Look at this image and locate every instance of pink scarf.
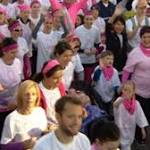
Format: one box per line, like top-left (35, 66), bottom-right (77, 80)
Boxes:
top-left (102, 66), bottom-right (114, 81)
top-left (140, 43), bottom-right (150, 57)
top-left (123, 97), bottom-right (137, 115)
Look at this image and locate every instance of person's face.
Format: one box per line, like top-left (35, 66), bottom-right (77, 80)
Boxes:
top-left (57, 103), bottom-right (83, 136)
top-left (122, 84), bottom-right (135, 99)
top-left (31, 3), bottom-right (41, 15)
top-left (113, 21), bottom-right (125, 34)
top-left (136, 2), bottom-right (147, 15)
top-left (3, 48), bottom-right (18, 63)
top-left (97, 140), bottom-right (120, 150)
top-left (76, 15), bottom-right (82, 27)
top-left (44, 18), bottom-right (53, 30)
top-left (64, 0), bottom-right (76, 3)
top-left (141, 32), bottom-right (150, 48)
top-left (20, 10), bottom-right (30, 19)
top-left (11, 26), bottom-right (22, 38)
top-left (57, 50), bottom-right (73, 67)
top-left (84, 15), bottom-right (94, 28)
top-left (70, 40), bottom-right (80, 54)
top-left (22, 86), bottom-right (38, 108)
top-left (0, 12), bottom-right (5, 23)
top-left (45, 70), bottom-right (63, 88)
top-left (92, 9), bottom-right (99, 18)
top-left (101, 55), bottom-right (114, 67)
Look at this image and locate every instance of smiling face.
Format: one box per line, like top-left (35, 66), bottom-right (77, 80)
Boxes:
top-left (57, 103), bottom-right (83, 136)
top-left (141, 32), bottom-right (150, 48)
top-left (113, 21), bottom-right (125, 34)
top-left (56, 50), bottom-right (73, 67)
top-left (44, 69), bottom-right (63, 89)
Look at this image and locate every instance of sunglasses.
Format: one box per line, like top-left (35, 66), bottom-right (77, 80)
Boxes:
top-left (74, 45), bottom-right (80, 49)
top-left (14, 29), bottom-right (22, 32)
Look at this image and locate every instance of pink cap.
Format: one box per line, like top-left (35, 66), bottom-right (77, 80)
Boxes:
top-left (42, 59), bottom-right (60, 75)
top-left (2, 43), bottom-right (18, 52)
top-left (18, 4), bottom-right (31, 12)
top-left (30, 0), bottom-right (41, 7)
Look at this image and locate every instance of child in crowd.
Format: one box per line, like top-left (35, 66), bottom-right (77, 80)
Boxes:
top-left (113, 80), bottom-right (148, 150)
top-left (91, 120), bottom-right (120, 150)
top-left (92, 51), bottom-right (120, 116)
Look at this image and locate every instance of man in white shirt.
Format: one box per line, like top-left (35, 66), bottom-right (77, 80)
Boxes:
top-left (33, 96), bottom-right (91, 150)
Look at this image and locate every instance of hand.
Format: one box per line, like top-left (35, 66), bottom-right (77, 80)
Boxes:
top-left (90, 48), bottom-right (97, 54)
top-left (113, 4), bottom-right (123, 16)
top-left (47, 124), bottom-right (58, 132)
top-left (23, 137), bottom-right (37, 150)
top-left (84, 49), bottom-right (92, 55)
top-left (141, 128), bottom-right (147, 140)
top-left (0, 84), bottom-right (5, 92)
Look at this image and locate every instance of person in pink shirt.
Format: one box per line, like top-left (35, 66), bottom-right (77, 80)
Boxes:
top-left (122, 26), bottom-right (150, 124)
top-left (91, 120), bottom-right (120, 150)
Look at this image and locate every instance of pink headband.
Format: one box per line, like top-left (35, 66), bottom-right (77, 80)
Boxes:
top-left (30, 0), bottom-right (41, 7)
top-left (42, 59), bottom-right (60, 75)
top-left (18, 4), bottom-right (31, 12)
top-left (9, 21), bottom-right (21, 32)
top-left (2, 44), bottom-right (18, 52)
top-left (84, 11), bottom-right (92, 16)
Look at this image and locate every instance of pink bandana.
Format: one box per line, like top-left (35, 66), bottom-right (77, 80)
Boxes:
top-left (102, 66), bottom-right (114, 81)
top-left (123, 97), bottom-right (137, 115)
top-left (140, 43), bottom-right (150, 57)
top-left (8, 21), bottom-right (21, 32)
top-left (42, 59), bottom-right (60, 75)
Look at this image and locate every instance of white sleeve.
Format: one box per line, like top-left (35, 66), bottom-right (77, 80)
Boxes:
top-left (1, 116), bottom-right (14, 144)
top-left (74, 54), bottom-right (84, 73)
top-left (112, 70), bottom-right (121, 88)
top-left (136, 101), bottom-right (148, 128)
top-left (126, 19), bottom-right (133, 32)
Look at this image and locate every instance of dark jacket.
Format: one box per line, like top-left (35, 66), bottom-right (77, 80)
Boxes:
top-left (106, 22), bottom-right (128, 72)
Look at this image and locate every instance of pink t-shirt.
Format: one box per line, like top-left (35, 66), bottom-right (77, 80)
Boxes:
top-left (124, 46), bottom-right (150, 98)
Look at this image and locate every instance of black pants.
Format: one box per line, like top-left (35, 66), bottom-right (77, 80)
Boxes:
top-left (135, 95), bottom-right (150, 142)
top-left (0, 111), bottom-right (12, 139)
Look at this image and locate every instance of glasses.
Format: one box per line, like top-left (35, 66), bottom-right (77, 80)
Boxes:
top-left (14, 29), bottom-right (22, 32)
top-left (74, 45), bottom-right (80, 49)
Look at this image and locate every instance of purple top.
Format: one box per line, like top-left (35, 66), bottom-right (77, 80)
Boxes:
top-left (0, 143), bottom-right (24, 150)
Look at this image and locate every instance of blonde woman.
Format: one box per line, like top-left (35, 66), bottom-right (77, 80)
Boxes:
top-left (1, 80), bottom-right (47, 146)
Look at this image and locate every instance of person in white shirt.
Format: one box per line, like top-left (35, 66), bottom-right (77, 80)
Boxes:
top-left (36, 13), bottom-right (62, 73)
top-left (0, 37), bottom-right (22, 138)
top-left (126, 0), bottom-right (150, 49)
top-left (1, 80), bottom-right (47, 145)
top-left (53, 40), bottom-right (74, 90)
top-left (75, 11), bottom-right (100, 83)
top-left (0, 0), bottom-right (16, 19)
top-left (33, 96), bottom-right (91, 150)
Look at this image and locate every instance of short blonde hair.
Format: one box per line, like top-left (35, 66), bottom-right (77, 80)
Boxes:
top-left (122, 80), bottom-right (136, 92)
top-left (16, 80), bottom-right (41, 110)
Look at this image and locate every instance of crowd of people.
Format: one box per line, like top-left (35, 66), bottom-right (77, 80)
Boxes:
top-left (0, 0), bottom-right (150, 149)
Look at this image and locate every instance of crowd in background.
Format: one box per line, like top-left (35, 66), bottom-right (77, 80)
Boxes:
top-left (0, 0), bottom-right (150, 149)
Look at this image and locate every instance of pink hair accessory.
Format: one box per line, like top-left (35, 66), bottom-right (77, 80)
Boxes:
top-left (2, 44), bottom-right (18, 52)
top-left (8, 21), bottom-right (21, 32)
top-left (42, 59), bottom-right (60, 75)
top-left (18, 4), bottom-right (31, 12)
top-left (30, 0), bottom-right (41, 7)
top-left (84, 11), bottom-right (92, 16)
